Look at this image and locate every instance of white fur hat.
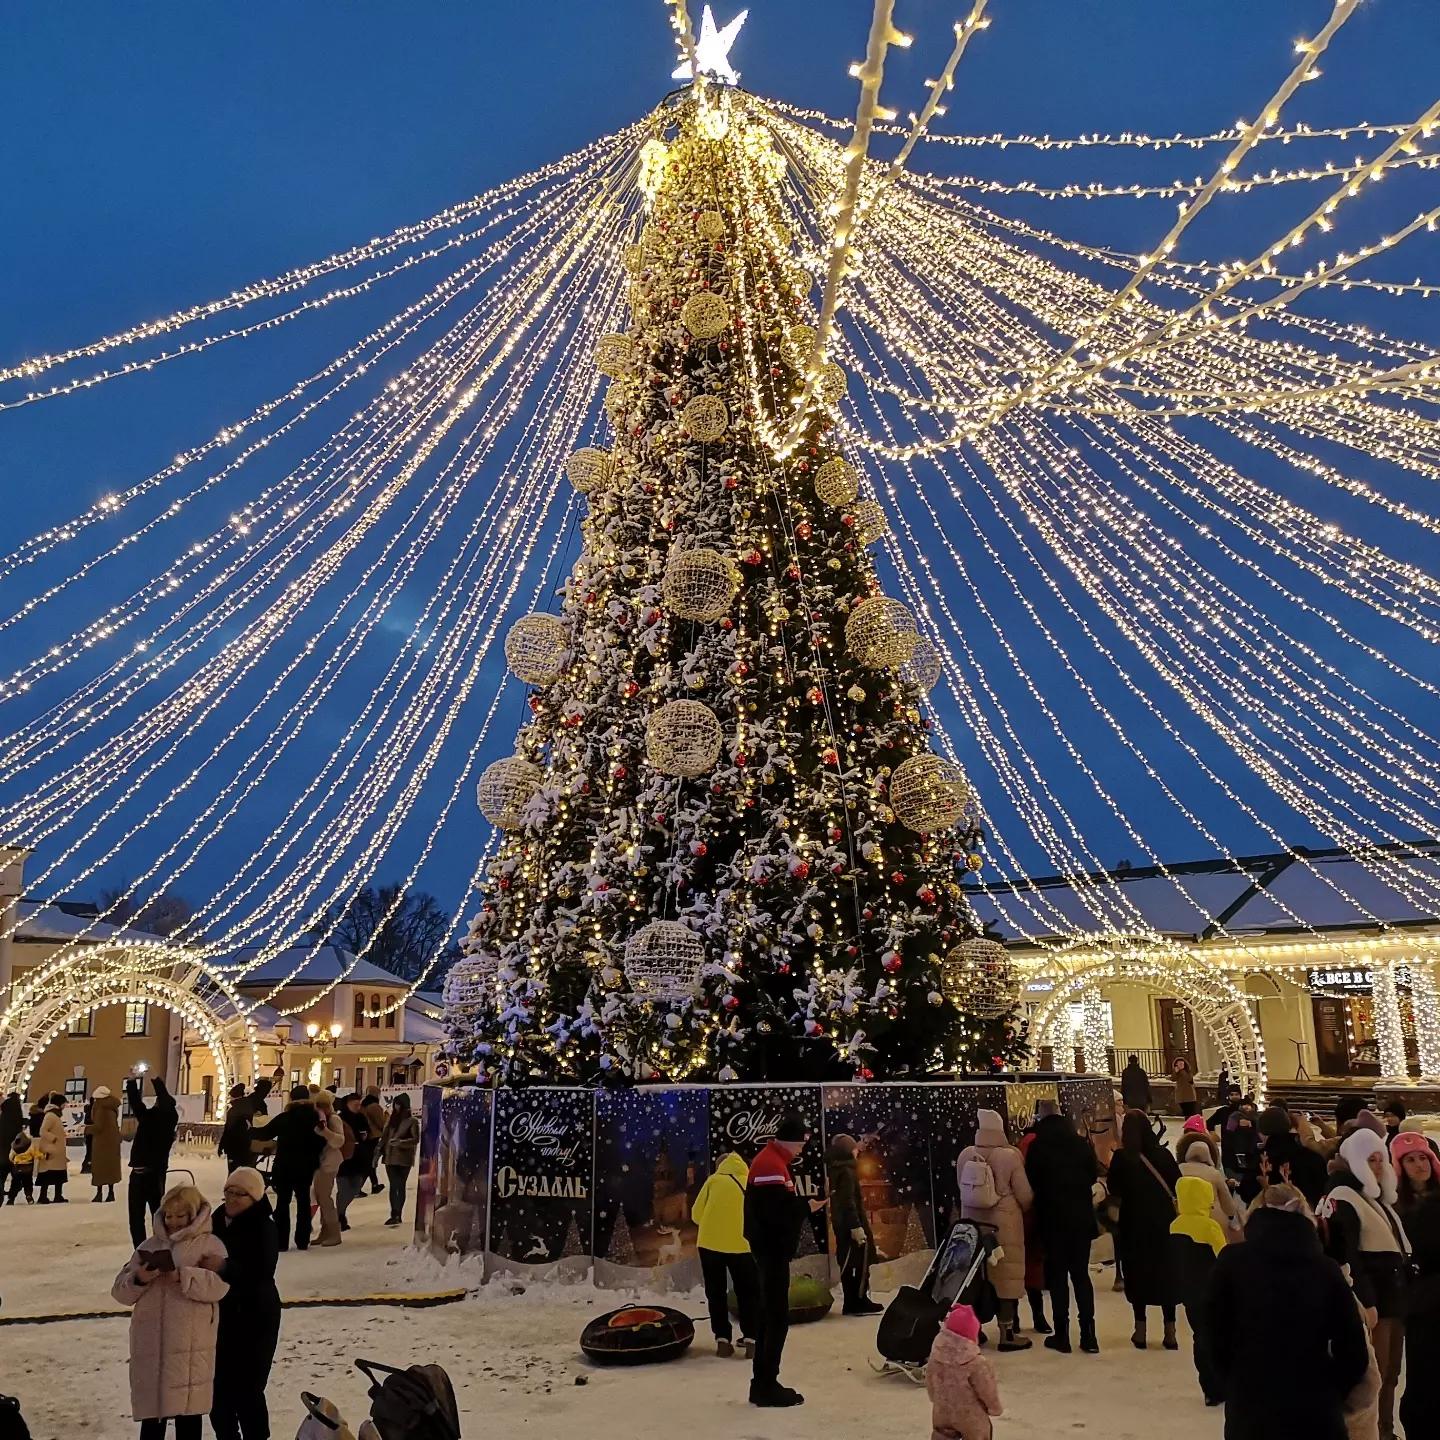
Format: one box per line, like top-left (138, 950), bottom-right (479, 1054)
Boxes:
top-left (1339, 1126), bottom-right (1398, 1204)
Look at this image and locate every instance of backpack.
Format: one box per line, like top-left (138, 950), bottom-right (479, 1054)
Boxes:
top-left (959, 1152), bottom-right (1000, 1211)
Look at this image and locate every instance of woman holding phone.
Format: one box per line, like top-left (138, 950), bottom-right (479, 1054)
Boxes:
top-left (112, 1184), bottom-right (229, 1439)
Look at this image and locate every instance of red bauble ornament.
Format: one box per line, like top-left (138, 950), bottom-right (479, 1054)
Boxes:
top-left (735, 752), bottom-right (748, 767)
top-left (789, 858), bottom-right (810, 879)
top-left (653, 812), bottom-right (667, 826)
top-left (796, 521), bottom-right (813, 540)
top-left (831, 862), bottom-right (844, 875)
top-left (917, 885), bottom-right (936, 904)
top-left (690, 840), bottom-right (708, 857)
top-left (723, 995), bottom-right (740, 1011)
top-left (829, 826), bottom-right (844, 841)
top-left (891, 870), bottom-right (906, 885)
top-left (724, 475), bottom-right (738, 489)
top-left (498, 877), bottom-right (512, 891)
top-left (882, 951), bottom-right (902, 973)
top-left (622, 680), bottom-right (639, 698)
top-left (613, 764), bottom-right (628, 781)
top-left (742, 548), bottom-right (763, 566)
top-left (721, 617), bottom-right (734, 630)
top-left (822, 748), bottom-right (839, 767)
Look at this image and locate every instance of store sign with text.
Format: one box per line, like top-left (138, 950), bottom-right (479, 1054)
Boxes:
top-left (1306, 964), bottom-right (1411, 996)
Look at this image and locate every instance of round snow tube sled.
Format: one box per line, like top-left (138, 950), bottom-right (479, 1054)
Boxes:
top-left (581, 1305), bottom-right (695, 1365)
top-left (788, 1274), bottom-right (835, 1324)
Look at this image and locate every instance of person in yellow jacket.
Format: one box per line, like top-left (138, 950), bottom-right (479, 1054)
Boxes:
top-left (692, 1151), bottom-right (761, 1357)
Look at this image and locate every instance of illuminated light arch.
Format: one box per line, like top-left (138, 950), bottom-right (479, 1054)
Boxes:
top-left (1025, 935), bottom-right (1267, 1101)
top-left (0, 943), bottom-right (258, 1115)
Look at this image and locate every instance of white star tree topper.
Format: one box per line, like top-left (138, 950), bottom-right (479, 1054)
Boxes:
top-left (673, 6), bottom-right (748, 86)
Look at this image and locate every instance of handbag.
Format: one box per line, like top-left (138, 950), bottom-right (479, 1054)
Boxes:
top-left (1140, 1154), bottom-right (1178, 1216)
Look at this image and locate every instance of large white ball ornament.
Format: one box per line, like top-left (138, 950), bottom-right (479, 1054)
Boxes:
top-left (940, 938), bottom-right (1019, 1020)
top-left (566, 446), bottom-right (613, 494)
top-left (476, 756), bottom-right (543, 829)
top-left (504, 615), bottom-right (569, 686)
top-left (646, 700), bottom-right (723, 777)
top-left (845, 596), bottom-right (919, 669)
top-left (443, 952), bottom-right (500, 1011)
top-left (818, 363), bottom-right (848, 405)
top-left (623, 920), bottom-right (705, 1005)
top-left (663, 548), bottom-right (738, 622)
top-left (889, 753), bottom-right (971, 832)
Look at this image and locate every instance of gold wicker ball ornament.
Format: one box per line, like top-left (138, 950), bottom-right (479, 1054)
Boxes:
top-left (889, 753), bottom-right (971, 832)
top-left (681, 292), bottom-right (731, 340)
top-left (504, 614), bottom-right (569, 686)
top-left (623, 920), bottom-right (705, 1005)
top-left (790, 324), bottom-right (817, 356)
top-left (900, 638), bottom-right (943, 693)
top-left (813, 457), bottom-right (860, 507)
top-left (663, 548), bottom-right (738, 622)
top-left (695, 210), bottom-right (726, 241)
top-left (939, 938), bottom-right (1019, 1020)
top-left (475, 756), bottom-right (543, 829)
top-left (681, 394), bottom-right (729, 443)
top-left (852, 499), bottom-right (889, 546)
top-left (595, 333), bottom-right (636, 379)
top-left (645, 699), bottom-right (723, 777)
top-left (845, 596), bottom-right (919, 669)
top-left (566, 446), bottom-right (613, 494)
top-left (818, 363), bottom-right (848, 405)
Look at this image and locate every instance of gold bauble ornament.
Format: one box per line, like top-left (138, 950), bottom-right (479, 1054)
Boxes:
top-left (889, 753), bottom-right (972, 832)
top-left (695, 210), bottom-right (726, 241)
top-left (566, 446), bottom-right (613, 494)
top-left (852, 498), bottom-right (889, 546)
top-left (939, 938), bottom-right (1019, 1020)
top-left (818, 363), bottom-right (848, 405)
top-left (845, 596), bottom-right (919, 669)
top-left (663, 547), bottom-right (739, 621)
top-left (901, 638), bottom-right (943, 694)
top-left (790, 324), bottom-right (817, 356)
top-left (681, 292), bottom-right (731, 340)
top-left (645, 699), bottom-right (723, 777)
top-left (595, 333), bottom-right (636, 379)
top-left (813, 457), bottom-right (860, 507)
top-left (681, 393), bottom-right (729, 443)
top-left (475, 755), bottom-right (543, 829)
top-left (503, 614), bottom-right (569, 686)
top-left (622, 244), bottom-right (647, 273)
top-left (442, 953), bottom-right (500, 1013)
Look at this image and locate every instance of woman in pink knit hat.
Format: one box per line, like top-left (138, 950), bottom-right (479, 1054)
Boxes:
top-left (1393, 1128), bottom-right (1440, 1437)
top-left (927, 1304), bottom-right (1002, 1440)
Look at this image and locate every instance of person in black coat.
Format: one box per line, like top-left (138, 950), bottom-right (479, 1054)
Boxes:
top-left (1207, 1184), bottom-right (1369, 1440)
top-left (1119, 1057), bottom-right (1152, 1113)
top-left (1394, 1131), bottom-right (1440, 1440)
top-left (210, 1166), bottom-right (282, 1440)
top-left (0, 1092), bottom-right (22, 1196)
top-left (218, 1071), bottom-right (280, 1173)
top-left (124, 1072), bottom-right (178, 1248)
top-left (1107, 1109), bottom-right (1181, 1349)
top-left (1023, 1100), bottom-right (1100, 1354)
top-left (1256, 1107), bottom-right (1327, 1208)
top-left (250, 1086), bottom-right (324, 1251)
top-left (335, 1094), bottom-right (374, 1232)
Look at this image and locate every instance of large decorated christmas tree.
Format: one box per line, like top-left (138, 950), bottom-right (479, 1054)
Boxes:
top-left (445, 86), bottom-right (1023, 1084)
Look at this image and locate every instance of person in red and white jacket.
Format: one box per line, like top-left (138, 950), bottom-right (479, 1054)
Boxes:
top-left (743, 1114), bottom-right (827, 1408)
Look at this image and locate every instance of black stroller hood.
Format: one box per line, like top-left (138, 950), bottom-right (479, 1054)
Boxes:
top-left (355, 1359), bottom-right (462, 1440)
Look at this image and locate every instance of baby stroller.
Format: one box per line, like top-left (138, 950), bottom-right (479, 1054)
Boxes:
top-left (873, 1220), bottom-right (996, 1381)
top-left (297, 1359), bottom-right (461, 1440)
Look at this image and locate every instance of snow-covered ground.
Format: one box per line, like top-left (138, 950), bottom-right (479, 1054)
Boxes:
top-left (1, 1145), bottom-right (1226, 1440)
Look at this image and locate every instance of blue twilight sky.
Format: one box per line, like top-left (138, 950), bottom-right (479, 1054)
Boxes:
top-left (2, 2), bottom-right (1439, 924)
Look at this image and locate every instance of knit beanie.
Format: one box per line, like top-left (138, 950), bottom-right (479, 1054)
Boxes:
top-left (227, 1166), bottom-right (266, 1202)
top-left (776, 1113), bottom-right (809, 1142)
top-left (944, 1303), bottom-right (981, 1342)
top-left (1181, 1114), bottom-right (1208, 1135)
top-left (1392, 1129), bottom-right (1440, 1182)
top-left (1352, 1109), bottom-right (1386, 1138)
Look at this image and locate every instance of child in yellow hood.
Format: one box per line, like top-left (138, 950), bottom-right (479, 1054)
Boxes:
top-left (1169, 1174), bottom-right (1227, 1407)
top-left (692, 1151), bottom-right (760, 1357)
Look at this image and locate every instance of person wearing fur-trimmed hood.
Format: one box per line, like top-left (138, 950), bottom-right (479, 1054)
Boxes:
top-left (1319, 1127), bottom-right (1412, 1439)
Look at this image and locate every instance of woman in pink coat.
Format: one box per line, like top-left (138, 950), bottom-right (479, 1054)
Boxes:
top-left (928, 1304), bottom-right (1003, 1440)
top-left (957, 1108), bottom-right (1034, 1350)
top-left (112, 1185), bottom-right (229, 1439)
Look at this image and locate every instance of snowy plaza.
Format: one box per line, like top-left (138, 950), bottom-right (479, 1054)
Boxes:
top-left (3, 0), bottom-right (1440, 1437)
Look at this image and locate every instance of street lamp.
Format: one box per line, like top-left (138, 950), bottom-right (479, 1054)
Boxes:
top-left (305, 1020), bottom-right (343, 1052)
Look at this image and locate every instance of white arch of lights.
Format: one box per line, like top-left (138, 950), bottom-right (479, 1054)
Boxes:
top-left (1026, 936), bottom-right (1267, 1100)
top-left (0, 942), bottom-right (258, 1115)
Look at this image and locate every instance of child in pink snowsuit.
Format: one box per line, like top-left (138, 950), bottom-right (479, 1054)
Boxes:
top-left (927, 1303), bottom-right (1003, 1440)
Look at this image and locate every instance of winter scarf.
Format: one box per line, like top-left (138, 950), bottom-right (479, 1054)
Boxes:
top-left (1170, 1175), bottom-right (1227, 1256)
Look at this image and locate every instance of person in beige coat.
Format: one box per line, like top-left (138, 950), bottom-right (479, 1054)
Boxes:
top-left (89, 1086), bottom-right (123, 1201)
top-left (957, 1108), bottom-right (1034, 1350)
top-left (112, 1185), bottom-right (229, 1439)
top-left (311, 1088), bottom-right (346, 1247)
top-left (34, 1093), bottom-right (70, 1203)
top-left (1177, 1131), bottom-right (1241, 1239)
